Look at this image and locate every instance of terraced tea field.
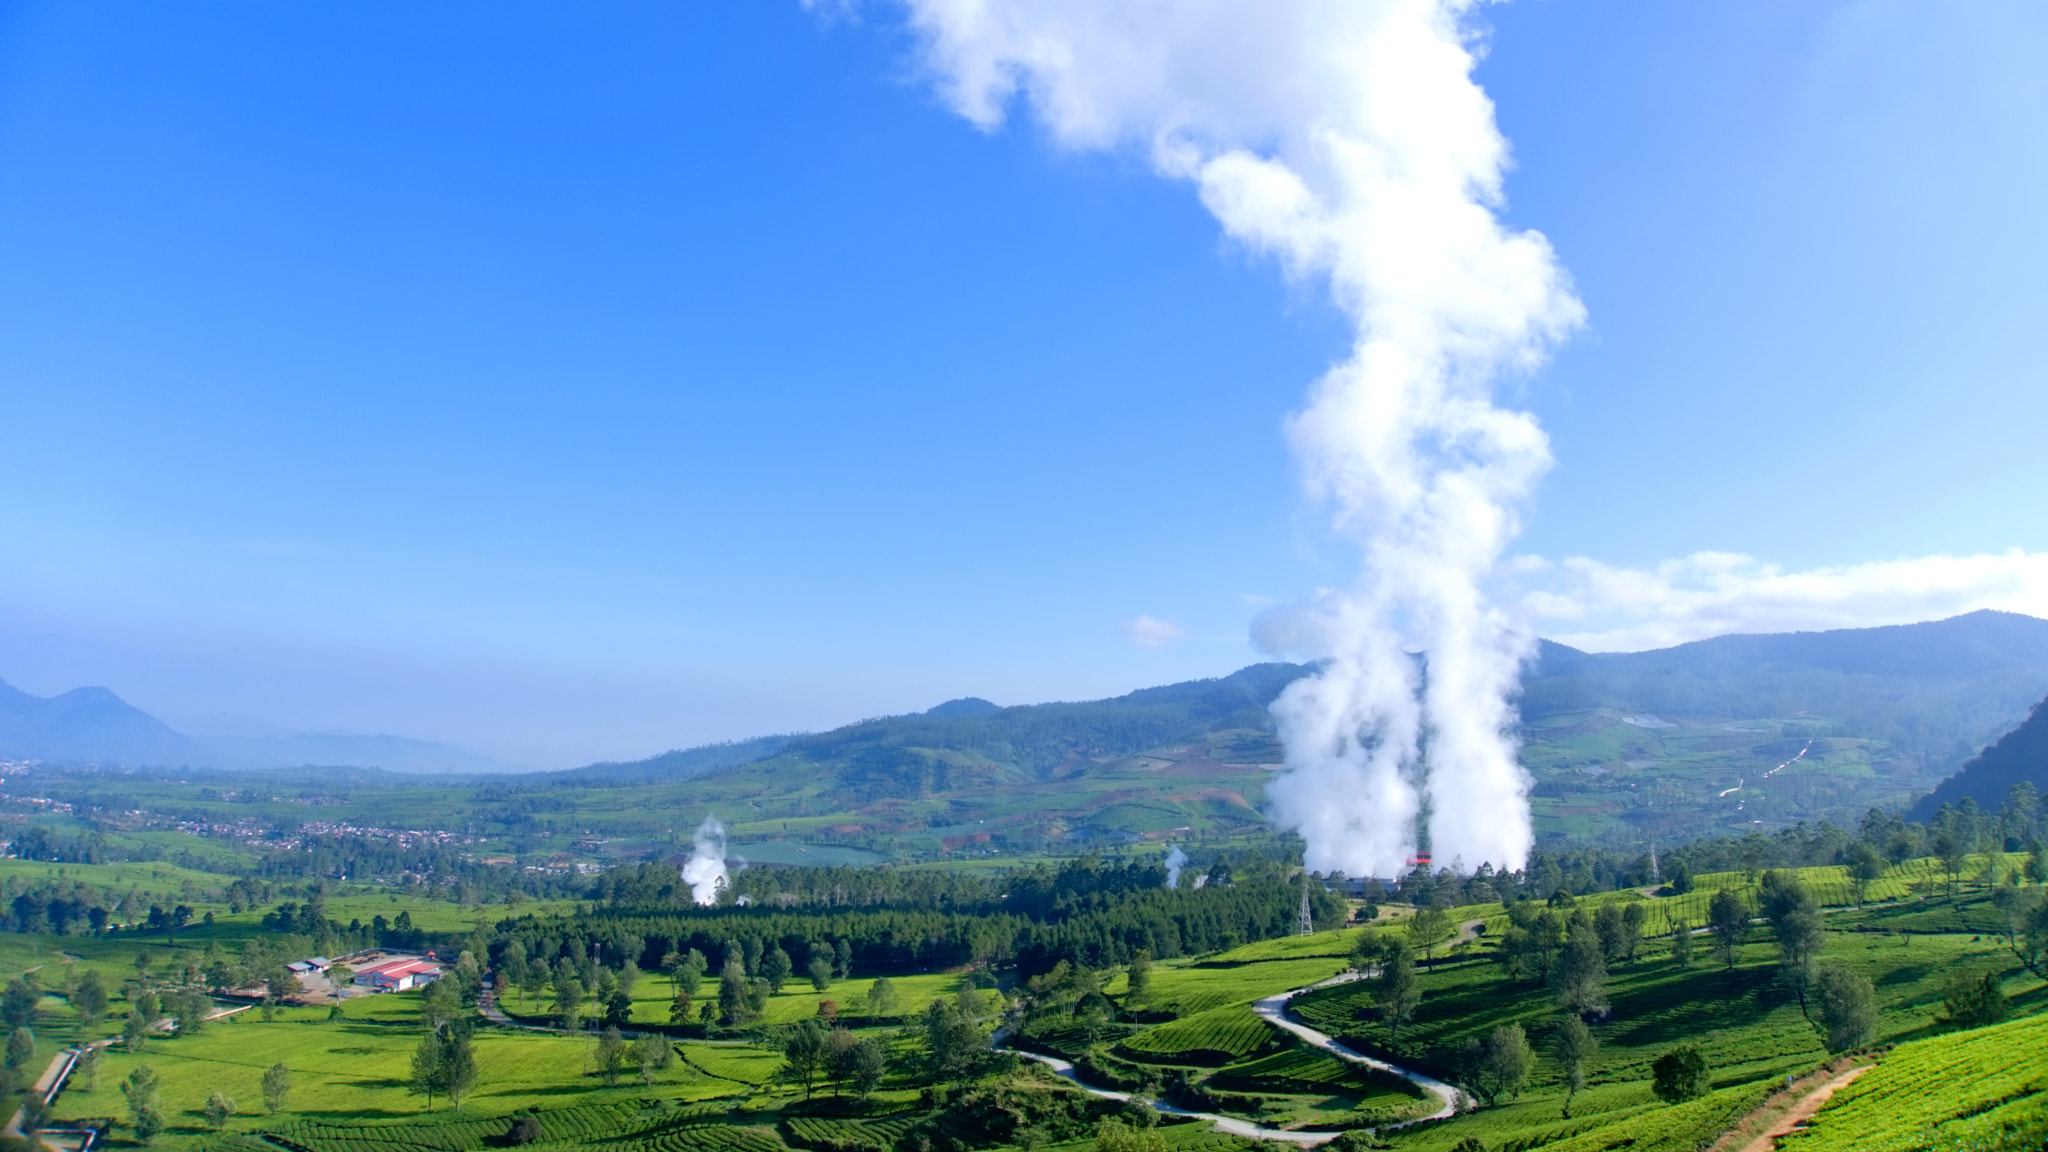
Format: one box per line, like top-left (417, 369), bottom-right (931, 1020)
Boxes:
top-left (1786, 1010), bottom-right (2048, 1152)
top-left (1116, 1007), bottom-right (1274, 1065)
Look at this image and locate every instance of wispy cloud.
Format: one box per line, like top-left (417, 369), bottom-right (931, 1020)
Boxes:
top-left (1517, 549), bottom-right (2048, 652)
top-left (1124, 615), bottom-right (1187, 648)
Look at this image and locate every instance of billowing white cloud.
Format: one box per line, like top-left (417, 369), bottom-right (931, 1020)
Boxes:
top-left (1518, 549), bottom-right (2048, 652)
top-left (895, 0), bottom-right (1580, 877)
top-left (1125, 615), bottom-right (1188, 648)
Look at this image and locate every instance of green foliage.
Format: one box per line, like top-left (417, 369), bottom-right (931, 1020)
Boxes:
top-left (1373, 939), bottom-right (1421, 1041)
top-left (1649, 1045), bottom-right (1708, 1104)
top-left (123, 1062), bottom-right (163, 1145)
top-left (1550, 918), bottom-right (1606, 1016)
top-left (1459, 1024), bottom-right (1531, 1107)
top-left (1939, 971), bottom-right (2011, 1028)
top-left (1810, 962), bottom-right (1876, 1052)
top-left (1549, 1016), bottom-right (1596, 1118)
top-left (1708, 889), bottom-right (1748, 969)
top-left (262, 1060), bottom-right (294, 1114)
top-left (1094, 1116), bottom-right (1169, 1152)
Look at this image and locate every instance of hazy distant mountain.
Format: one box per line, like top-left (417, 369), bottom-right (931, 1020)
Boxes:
top-left (13, 609), bottom-right (2048, 794)
top-left (0, 678), bottom-right (199, 765)
top-left (0, 678), bottom-right (529, 773)
top-left (564, 611), bottom-right (2048, 804)
top-left (925, 697), bottom-right (1001, 718)
top-left (201, 733), bottom-right (531, 775)
top-left (1525, 610), bottom-right (2048, 774)
top-left (551, 735), bottom-right (797, 783)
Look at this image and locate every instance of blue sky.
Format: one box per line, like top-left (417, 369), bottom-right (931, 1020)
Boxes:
top-left (1, 1), bottom-right (2044, 766)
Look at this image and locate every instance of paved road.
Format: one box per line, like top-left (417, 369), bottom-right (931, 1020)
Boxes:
top-left (1251, 975), bottom-right (1458, 1124)
top-left (1005, 968), bottom-right (1457, 1146)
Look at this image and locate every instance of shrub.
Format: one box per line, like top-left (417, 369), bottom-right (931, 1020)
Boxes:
top-left (1811, 963), bottom-right (1876, 1052)
top-left (1650, 1044), bottom-right (1709, 1104)
top-left (1939, 972), bottom-right (2009, 1028)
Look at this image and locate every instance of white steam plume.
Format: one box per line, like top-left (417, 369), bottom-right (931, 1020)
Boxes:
top-left (896, 1), bottom-right (1580, 879)
top-left (1163, 846), bottom-right (1189, 889)
top-left (681, 815), bottom-right (729, 906)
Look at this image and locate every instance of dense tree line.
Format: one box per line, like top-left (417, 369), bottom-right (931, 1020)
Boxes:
top-left (497, 854), bottom-right (1345, 983)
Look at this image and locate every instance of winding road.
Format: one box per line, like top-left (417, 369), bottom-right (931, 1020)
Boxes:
top-left (1007, 971), bottom-right (1456, 1146)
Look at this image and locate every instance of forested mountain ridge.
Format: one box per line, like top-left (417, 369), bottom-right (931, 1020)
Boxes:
top-left (1911, 693), bottom-right (2048, 821)
top-left (11, 612), bottom-right (2048, 855)
top-left (501, 611), bottom-right (2048, 857)
top-left (1523, 610), bottom-right (2048, 776)
top-left (588, 610), bottom-right (2048, 789)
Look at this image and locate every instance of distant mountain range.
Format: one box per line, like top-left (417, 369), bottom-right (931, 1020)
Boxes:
top-left (8, 611), bottom-right (2048, 811)
top-left (0, 678), bottom-right (529, 774)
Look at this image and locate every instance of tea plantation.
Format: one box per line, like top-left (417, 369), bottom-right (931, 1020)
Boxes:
top-left (6, 849), bottom-right (2042, 1152)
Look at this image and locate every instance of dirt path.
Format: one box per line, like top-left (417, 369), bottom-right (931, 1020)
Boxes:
top-left (1733, 1065), bottom-right (1873, 1152)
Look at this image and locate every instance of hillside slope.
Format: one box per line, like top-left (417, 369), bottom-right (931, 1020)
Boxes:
top-left (1909, 694), bottom-right (2048, 822)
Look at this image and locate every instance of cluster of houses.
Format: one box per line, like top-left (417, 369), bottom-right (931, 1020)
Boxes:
top-left (284, 951), bottom-right (445, 994)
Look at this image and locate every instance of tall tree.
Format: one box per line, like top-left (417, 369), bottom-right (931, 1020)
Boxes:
top-left (1472, 1024), bottom-right (1530, 1105)
top-left (1668, 919), bottom-right (1694, 968)
top-left (409, 1031), bottom-right (443, 1110)
top-left (780, 1018), bottom-right (829, 1099)
top-left (1708, 890), bottom-right (1748, 970)
top-left (261, 1062), bottom-right (293, 1114)
top-left (1811, 963), bottom-right (1876, 1052)
top-left (1125, 951), bottom-right (1153, 1006)
top-left (718, 955), bottom-right (751, 1026)
top-left (1553, 918), bottom-right (1608, 1017)
top-left (1372, 939), bottom-right (1421, 1042)
top-left (122, 1064), bottom-right (163, 1146)
top-left (864, 977), bottom-right (900, 1020)
top-left (762, 948), bottom-right (793, 994)
top-left (1409, 905), bottom-right (1454, 962)
top-left (1552, 1016), bottom-right (1597, 1119)
top-left (441, 1024), bottom-right (478, 1109)
top-left (594, 1026), bottom-right (629, 1087)
top-left (1844, 842), bottom-right (1886, 908)
top-left (72, 970), bottom-right (109, 1026)
top-left (1759, 871), bottom-right (1826, 1012)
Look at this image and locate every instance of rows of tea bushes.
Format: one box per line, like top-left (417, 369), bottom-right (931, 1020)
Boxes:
top-left (1788, 1010), bottom-right (2048, 1152)
top-left (1115, 1006), bottom-right (1275, 1065)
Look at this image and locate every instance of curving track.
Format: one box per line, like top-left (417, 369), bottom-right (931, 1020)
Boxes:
top-left (1007, 971), bottom-right (1457, 1146)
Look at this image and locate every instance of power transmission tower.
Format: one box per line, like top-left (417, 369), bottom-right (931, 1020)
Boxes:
top-left (1298, 871), bottom-right (1314, 937)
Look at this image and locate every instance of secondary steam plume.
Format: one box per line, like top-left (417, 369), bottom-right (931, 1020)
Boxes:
top-left (682, 815), bottom-right (729, 906)
top-left (898, 0), bottom-right (1580, 878)
top-left (1164, 846), bottom-right (1189, 889)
